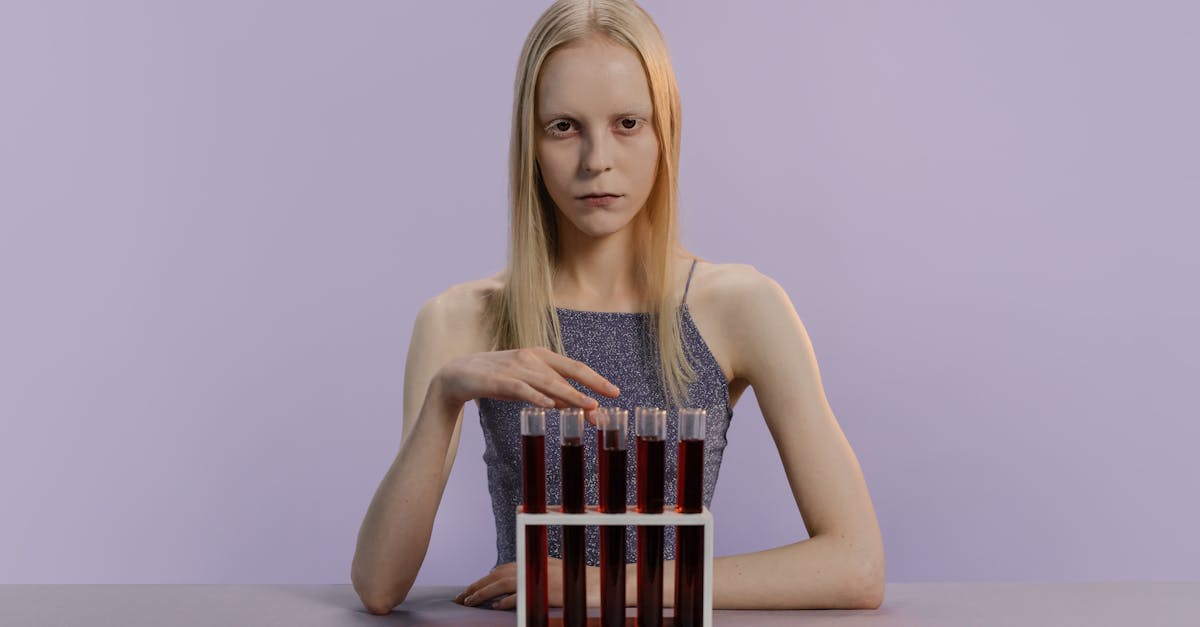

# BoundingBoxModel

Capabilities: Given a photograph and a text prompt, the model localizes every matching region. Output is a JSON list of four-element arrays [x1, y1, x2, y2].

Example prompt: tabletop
[[1, 582, 1197, 626]]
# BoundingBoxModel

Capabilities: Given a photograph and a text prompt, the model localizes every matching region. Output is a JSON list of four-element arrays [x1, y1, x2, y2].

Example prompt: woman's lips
[[579, 194, 622, 207]]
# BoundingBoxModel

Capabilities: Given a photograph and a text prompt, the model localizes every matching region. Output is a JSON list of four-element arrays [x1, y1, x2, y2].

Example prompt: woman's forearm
[[647, 535, 881, 610], [351, 375, 463, 613]]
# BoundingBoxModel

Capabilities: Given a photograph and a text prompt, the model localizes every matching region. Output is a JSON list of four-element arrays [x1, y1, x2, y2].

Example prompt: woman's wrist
[[426, 369, 464, 418]]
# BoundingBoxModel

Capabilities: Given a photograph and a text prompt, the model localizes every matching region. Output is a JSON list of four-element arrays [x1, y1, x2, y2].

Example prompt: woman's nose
[[580, 134, 614, 174]]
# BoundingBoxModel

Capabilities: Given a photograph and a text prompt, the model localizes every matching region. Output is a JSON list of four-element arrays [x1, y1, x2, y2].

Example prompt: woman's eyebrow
[[540, 109, 650, 122]]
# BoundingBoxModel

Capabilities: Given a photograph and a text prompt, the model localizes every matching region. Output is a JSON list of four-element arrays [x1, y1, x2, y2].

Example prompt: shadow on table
[[271, 584, 510, 625]]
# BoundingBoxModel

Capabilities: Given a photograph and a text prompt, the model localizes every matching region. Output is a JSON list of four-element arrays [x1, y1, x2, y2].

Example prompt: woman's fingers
[[455, 575, 487, 604], [499, 377, 557, 409], [534, 348, 621, 398], [518, 366, 601, 410], [484, 557, 564, 605], [456, 563, 514, 605], [494, 348, 620, 412], [461, 575, 517, 608]]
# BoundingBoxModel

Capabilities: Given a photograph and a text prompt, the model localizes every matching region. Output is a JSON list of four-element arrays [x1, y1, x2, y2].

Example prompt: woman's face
[[534, 36, 659, 239]]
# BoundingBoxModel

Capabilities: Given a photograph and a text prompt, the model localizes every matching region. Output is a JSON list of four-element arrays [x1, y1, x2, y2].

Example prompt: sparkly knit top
[[477, 258, 735, 567]]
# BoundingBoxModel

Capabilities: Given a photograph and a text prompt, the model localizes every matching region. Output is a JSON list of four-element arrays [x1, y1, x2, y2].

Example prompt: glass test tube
[[597, 407, 628, 627], [674, 408, 706, 627], [520, 407, 548, 627], [635, 407, 667, 627], [559, 408, 586, 627]]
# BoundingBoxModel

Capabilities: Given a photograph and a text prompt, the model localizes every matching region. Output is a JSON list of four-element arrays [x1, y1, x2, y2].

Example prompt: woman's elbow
[[351, 561, 410, 615], [357, 586, 403, 615], [850, 563, 885, 609]]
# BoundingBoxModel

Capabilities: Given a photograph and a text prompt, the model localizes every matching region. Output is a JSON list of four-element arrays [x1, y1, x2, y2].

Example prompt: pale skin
[[351, 34, 884, 615]]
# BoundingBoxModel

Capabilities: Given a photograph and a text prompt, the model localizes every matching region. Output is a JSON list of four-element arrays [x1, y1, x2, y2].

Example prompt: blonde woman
[[352, 0, 884, 615]]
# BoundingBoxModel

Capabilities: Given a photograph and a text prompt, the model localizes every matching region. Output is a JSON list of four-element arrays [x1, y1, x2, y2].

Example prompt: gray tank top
[[478, 258, 734, 567]]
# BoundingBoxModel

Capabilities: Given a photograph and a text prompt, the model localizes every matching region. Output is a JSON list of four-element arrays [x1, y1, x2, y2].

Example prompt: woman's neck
[[551, 217, 643, 308]]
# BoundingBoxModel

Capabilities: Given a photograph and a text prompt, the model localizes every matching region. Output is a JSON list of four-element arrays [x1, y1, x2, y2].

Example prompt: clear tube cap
[[520, 406, 546, 436], [635, 406, 666, 439], [679, 407, 706, 440], [559, 407, 584, 443], [598, 407, 628, 450]]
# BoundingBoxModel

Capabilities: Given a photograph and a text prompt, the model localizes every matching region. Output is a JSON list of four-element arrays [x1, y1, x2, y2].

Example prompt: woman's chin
[[562, 212, 637, 238], [578, 223, 632, 239]]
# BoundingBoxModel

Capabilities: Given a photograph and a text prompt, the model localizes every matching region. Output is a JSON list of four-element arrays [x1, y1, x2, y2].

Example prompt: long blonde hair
[[483, 0, 698, 411]]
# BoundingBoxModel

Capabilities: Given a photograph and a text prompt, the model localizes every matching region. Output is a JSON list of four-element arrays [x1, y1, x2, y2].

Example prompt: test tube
[[635, 407, 666, 627], [559, 407, 586, 627], [520, 407, 548, 627], [674, 407, 706, 627], [597, 407, 628, 627]]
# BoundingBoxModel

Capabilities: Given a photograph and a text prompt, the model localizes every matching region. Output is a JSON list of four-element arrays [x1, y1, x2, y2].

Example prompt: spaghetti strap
[[682, 258, 698, 305]]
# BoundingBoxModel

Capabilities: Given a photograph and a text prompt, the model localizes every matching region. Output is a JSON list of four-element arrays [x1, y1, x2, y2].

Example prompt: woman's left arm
[[690, 265, 885, 610]]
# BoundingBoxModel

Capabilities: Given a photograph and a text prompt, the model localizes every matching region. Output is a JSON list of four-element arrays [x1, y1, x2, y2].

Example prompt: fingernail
[[491, 601, 500, 609], [464, 595, 475, 605]]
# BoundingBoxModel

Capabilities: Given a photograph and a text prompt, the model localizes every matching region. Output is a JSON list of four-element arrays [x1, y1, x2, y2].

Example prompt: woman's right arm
[[350, 292, 472, 614], [350, 287, 621, 614]]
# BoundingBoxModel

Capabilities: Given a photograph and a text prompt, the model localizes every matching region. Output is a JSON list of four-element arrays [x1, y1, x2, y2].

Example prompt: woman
[[351, 0, 884, 615]]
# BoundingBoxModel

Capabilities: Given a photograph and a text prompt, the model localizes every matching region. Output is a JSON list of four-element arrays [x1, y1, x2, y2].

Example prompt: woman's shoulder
[[429, 271, 503, 310], [689, 259, 774, 306], [684, 259, 774, 383], [422, 271, 505, 352]]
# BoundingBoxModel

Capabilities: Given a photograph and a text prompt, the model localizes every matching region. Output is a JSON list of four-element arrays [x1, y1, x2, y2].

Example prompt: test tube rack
[[515, 504, 714, 627]]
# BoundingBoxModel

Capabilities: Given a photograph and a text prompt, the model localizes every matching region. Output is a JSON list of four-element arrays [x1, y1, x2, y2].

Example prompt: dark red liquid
[[521, 434, 547, 627], [676, 438, 704, 513], [560, 439, 585, 627], [598, 432, 627, 514], [561, 438, 584, 513], [598, 431, 626, 627], [637, 436, 665, 513], [637, 436, 665, 627], [674, 438, 704, 627], [674, 526, 703, 627]]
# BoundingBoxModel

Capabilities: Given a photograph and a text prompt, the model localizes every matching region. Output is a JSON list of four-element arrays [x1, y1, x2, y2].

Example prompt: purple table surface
[[1, 582, 1197, 626]]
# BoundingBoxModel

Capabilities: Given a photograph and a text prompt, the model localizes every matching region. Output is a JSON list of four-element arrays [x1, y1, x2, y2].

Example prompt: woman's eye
[[546, 118, 643, 136]]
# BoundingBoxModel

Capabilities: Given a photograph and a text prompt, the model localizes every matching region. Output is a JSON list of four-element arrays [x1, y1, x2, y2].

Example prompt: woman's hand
[[456, 558, 605, 610], [435, 347, 620, 425]]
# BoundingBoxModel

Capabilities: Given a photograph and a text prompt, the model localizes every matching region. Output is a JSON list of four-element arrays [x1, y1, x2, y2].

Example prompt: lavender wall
[[1, 1, 1196, 585]]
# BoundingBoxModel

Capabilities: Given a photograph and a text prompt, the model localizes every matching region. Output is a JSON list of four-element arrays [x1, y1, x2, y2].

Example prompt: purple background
[[1, 1, 1197, 585]]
